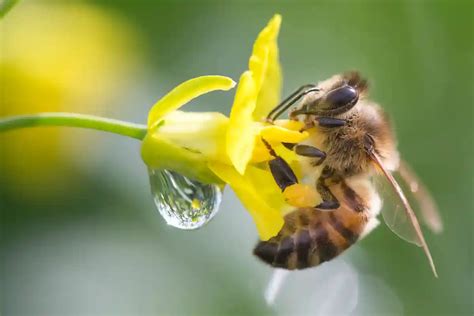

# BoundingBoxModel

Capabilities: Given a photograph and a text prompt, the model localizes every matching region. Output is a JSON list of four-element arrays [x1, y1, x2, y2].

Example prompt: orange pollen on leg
[[283, 184, 319, 208]]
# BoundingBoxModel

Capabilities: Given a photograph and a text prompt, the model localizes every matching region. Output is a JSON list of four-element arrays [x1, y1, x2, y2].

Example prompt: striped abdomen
[[254, 182, 370, 269]]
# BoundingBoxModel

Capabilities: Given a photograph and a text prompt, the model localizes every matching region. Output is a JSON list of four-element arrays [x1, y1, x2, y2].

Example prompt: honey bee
[[254, 72, 442, 276]]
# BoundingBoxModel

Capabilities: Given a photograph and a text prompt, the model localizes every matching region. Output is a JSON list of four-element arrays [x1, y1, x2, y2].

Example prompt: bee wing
[[368, 150, 438, 277], [374, 161, 443, 240], [397, 160, 443, 234]]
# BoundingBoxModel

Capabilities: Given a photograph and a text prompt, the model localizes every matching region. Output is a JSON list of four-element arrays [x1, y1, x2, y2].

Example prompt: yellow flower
[[142, 76, 236, 184], [141, 14, 309, 240], [210, 14, 312, 239]]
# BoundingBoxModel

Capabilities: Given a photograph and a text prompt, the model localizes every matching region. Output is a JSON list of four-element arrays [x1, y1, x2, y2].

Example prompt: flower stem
[[0, 112, 148, 140], [0, 0, 20, 18]]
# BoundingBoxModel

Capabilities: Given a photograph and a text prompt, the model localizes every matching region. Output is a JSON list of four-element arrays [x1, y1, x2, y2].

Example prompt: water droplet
[[148, 169, 222, 229]]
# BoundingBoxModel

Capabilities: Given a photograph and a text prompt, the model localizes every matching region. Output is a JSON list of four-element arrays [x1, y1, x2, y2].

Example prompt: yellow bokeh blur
[[0, 1, 143, 200]]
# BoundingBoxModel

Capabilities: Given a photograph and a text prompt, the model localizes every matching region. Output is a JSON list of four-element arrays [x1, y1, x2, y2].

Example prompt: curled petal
[[208, 162, 285, 240], [148, 75, 236, 130], [250, 120, 308, 165], [273, 119, 305, 131], [260, 125, 308, 144]]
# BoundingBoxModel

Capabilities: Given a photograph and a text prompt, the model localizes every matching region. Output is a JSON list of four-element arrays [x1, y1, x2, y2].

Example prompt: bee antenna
[[267, 85, 319, 121]]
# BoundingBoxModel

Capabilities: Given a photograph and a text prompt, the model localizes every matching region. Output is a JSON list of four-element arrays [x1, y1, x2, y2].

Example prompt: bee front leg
[[315, 166, 341, 210], [315, 117, 347, 128]]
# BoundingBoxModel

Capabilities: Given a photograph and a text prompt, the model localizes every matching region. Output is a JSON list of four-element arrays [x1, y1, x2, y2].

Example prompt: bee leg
[[269, 156, 298, 191], [294, 144, 327, 166], [262, 138, 298, 191], [315, 117, 347, 128], [282, 143, 327, 166], [315, 166, 341, 210], [340, 180, 366, 212], [267, 84, 319, 122]]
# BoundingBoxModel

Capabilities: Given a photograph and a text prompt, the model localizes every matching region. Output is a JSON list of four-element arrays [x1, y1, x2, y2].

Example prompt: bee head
[[315, 84, 359, 115], [291, 72, 367, 117]]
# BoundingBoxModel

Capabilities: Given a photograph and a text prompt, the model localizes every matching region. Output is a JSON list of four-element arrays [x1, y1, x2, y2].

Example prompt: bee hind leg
[[315, 117, 347, 128], [315, 166, 341, 210]]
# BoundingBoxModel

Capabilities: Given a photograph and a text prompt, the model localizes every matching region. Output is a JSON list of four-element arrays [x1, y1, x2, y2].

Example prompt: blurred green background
[[1, 0, 472, 315]]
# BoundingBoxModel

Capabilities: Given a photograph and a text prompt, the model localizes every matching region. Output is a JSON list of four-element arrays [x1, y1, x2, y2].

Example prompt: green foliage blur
[[1, 0, 472, 315]]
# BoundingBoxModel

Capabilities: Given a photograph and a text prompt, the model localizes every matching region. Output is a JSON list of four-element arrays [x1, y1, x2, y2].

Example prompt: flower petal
[[273, 119, 305, 131], [157, 111, 229, 161], [147, 75, 236, 130], [226, 71, 258, 174], [260, 125, 308, 143], [142, 132, 223, 185], [226, 15, 283, 174], [208, 162, 285, 240], [251, 14, 282, 121], [250, 137, 274, 163], [248, 119, 308, 163]]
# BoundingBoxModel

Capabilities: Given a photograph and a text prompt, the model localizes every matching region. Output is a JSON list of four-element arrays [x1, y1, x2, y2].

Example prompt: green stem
[[0, 112, 148, 140], [0, 0, 20, 18]]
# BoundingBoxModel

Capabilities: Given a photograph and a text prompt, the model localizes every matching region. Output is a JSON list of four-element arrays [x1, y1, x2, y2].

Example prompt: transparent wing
[[373, 160, 443, 242], [374, 173, 422, 246], [397, 160, 443, 234], [369, 150, 438, 277]]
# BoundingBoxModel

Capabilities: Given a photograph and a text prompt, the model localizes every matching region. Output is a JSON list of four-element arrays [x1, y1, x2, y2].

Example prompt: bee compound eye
[[324, 85, 358, 110]]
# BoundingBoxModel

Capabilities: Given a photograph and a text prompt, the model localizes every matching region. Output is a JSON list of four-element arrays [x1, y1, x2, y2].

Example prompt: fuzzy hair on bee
[[296, 72, 399, 177]]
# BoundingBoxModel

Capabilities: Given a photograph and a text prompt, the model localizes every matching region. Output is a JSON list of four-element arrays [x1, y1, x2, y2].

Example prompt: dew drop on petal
[[148, 169, 222, 229]]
